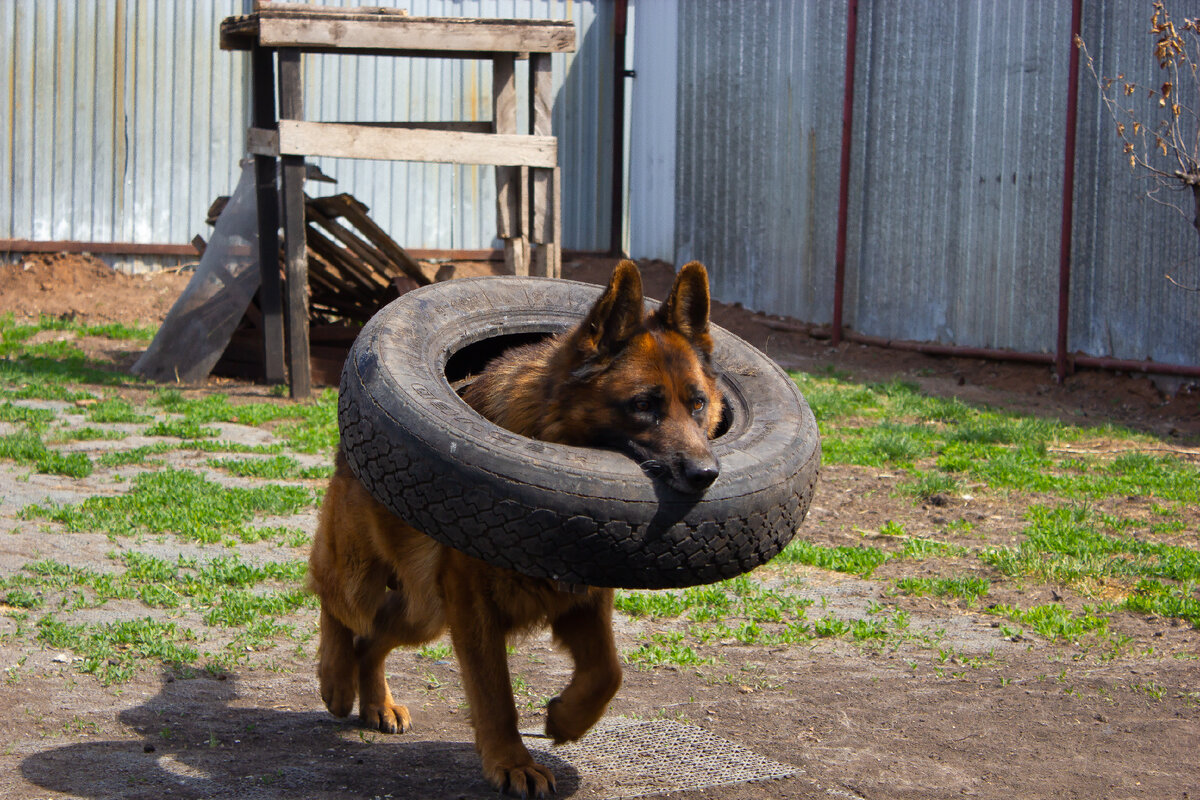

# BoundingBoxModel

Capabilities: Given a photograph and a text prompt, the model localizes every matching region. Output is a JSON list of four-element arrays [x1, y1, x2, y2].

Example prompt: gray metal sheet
[[674, 0, 846, 324], [1071, 1, 1200, 364], [1, 0, 612, 270]]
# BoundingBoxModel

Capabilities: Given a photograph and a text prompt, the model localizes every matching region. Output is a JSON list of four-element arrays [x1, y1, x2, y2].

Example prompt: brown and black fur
[[307, 260, 724, 798]]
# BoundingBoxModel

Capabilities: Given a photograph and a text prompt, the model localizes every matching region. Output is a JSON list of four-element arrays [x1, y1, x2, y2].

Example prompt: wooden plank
[[322, 194, 431, 286], [250, 45, 286, 385], [306, 226, 389, 295], [528, 53, 554, 245], [322, 120, 493, 133], [255, 16, 575, 54], [305, 244, 380, 308], [252, 2, 410, 16], [306, 203, 398, 286], [247, 126, 278, 156], [277, 49, 311, 399], [551, 165, 562, 278], [274, 120, 556, 167], [493, 54, 520, 238]]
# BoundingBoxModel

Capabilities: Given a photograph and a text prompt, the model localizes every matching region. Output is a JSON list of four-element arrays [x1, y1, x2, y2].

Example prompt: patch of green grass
[[790, 373, 883, 420], [901, 537, 969, 559], [774, 540, 891, 577], [78, 321, 157, 341], [624, 632, 713, 668], [3, 588, 44, 610], [813, 615, 850, 637], [85, 397, 152, 424], [894, 576, 990, 604], [207, 455, 331, 481], [0, 429, 93, 477], [36, 615, 199, 685], [986, 602, 1111, 644], [616, 577, 808, 625], [52, 426, 127, 443], [899, 470, 960, 501], [821, 423, 934, 467], [0, 316, 138, 399], [145, 419, 220, 439], [95, 443, 173, 468], [417, 642, 452, 661], [0, 402, 57, 430], [1123, 579, 1200, 628], [22, 468, 316, 542], [981, 505, 1200, 587], [149, 388, 340, 455]]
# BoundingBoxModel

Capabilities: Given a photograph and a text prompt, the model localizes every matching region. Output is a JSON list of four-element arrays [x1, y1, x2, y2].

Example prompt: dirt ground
[[0, 253, 1198, 800]]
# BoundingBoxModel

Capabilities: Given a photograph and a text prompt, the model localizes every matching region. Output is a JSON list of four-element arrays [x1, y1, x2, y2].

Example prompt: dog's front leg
[[545, 589, 622, 743], [443, 569, 555, 798]]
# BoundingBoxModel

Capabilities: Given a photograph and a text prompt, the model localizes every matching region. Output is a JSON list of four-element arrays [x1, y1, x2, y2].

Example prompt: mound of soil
[[0, 253, 190, 327]]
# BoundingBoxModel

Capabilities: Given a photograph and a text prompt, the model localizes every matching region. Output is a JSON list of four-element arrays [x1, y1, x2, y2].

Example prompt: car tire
[[338, 275, 820, 590]]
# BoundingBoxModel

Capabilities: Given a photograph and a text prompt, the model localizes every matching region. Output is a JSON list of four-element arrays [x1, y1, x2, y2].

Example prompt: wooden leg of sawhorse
[[278, 49, 311, 399], [250, 45, 285, 384]]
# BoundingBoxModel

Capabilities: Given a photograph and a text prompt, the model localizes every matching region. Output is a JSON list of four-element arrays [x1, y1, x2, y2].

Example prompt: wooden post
[[277, 48, 311, 399], [528, 52, 557, 277], [493, 54, 527, 275], [250, 45, 286, 384]]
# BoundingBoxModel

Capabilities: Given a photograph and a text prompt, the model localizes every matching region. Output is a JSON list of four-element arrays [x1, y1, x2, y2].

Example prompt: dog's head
[[557, 260, 724, 495]]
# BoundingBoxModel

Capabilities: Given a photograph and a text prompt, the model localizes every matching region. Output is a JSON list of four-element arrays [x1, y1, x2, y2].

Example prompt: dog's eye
[[691, 397, 707, 412], [632, 398, 653, 413]]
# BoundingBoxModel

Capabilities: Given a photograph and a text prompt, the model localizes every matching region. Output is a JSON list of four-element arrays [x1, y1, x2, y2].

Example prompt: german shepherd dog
[[308, 260, 724, 797]]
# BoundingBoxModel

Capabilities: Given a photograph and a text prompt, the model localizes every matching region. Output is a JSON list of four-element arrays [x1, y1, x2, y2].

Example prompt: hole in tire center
[[444, 332, 735, 441], [445, 332, 552, 390]]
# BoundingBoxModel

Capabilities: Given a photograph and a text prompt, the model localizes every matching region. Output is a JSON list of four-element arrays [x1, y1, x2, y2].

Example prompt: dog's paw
[[485, 759, 556, 799], [320, 680, 357, 718], [360, 702, 412, 734], [545, 696, 595, 744]]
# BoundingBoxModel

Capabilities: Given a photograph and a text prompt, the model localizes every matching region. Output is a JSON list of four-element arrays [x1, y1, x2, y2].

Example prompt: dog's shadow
[[20, 671, 580, 799]]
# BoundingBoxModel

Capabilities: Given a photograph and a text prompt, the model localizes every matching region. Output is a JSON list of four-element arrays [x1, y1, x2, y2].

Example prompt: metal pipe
[[0, 239, 199, 257], [1056, 0, 1084, 382], [610, 0, 630, 257], [841, 329, 1200, 379], [832, 0, 859, 346]]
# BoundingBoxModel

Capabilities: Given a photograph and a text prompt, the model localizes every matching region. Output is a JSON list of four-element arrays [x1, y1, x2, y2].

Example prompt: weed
[[0, 429, 93, 477], [774, 540, 891, 577], [1123, 579, 1200, 628], [894, 576, 990, 604], [813, 615, 850, 637], [36, 615, 199, 685], [981, 505, 1200, 588], [207, 455, 332, 481], [417, 643, 452, 661], [85, 398, 152, 424], [22, 468, 316, 542], [987, 602, 1111, 644]]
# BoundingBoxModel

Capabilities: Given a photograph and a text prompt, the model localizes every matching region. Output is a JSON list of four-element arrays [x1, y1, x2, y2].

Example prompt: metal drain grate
[[524, 718, 798, 798]]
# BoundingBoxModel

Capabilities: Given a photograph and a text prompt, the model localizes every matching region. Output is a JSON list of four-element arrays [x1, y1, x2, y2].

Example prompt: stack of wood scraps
[[304, 192, 429, 323], [213, 191, 429, 385]]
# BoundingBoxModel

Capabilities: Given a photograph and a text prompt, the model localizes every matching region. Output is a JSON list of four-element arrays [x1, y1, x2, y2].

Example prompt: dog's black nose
[[682, 461, 719, 491]]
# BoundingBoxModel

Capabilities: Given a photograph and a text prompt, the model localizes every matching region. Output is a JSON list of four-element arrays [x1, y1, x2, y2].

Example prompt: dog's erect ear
[[657, 261, 713, 355], [576, 259, 645, 361]]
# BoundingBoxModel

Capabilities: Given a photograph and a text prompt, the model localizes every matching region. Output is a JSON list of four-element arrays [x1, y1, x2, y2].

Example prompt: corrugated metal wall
[[847, 1, 1070, 352], [668, 0, 1200, 366], [301, 0, 614, 252], [674, 1, 846, 324], [1, 1, 246, 256], [1, 0, 613, 267], [1072, 1, 1200, 365]]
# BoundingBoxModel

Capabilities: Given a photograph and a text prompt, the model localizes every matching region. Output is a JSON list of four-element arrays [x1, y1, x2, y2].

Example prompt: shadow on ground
[[20, 671, 579, 800]]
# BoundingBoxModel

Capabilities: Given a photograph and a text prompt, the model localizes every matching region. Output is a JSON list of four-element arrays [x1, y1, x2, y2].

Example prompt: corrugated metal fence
[[1, 0, 614, 267], [670, 0, 1200, 368]]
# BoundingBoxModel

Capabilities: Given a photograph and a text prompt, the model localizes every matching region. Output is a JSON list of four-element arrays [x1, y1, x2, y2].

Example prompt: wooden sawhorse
[[221, 4, 575, 398]]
